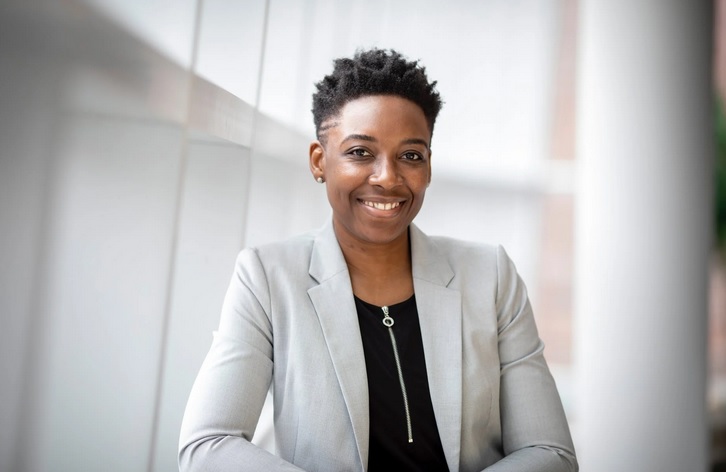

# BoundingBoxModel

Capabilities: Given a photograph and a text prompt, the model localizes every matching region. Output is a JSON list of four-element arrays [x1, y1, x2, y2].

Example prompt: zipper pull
[[381, 306, 394, 327]]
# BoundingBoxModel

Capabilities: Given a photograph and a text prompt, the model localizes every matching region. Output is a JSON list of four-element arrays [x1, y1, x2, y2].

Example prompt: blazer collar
[[308, 218, 348, 284], [307, 219, 369, 469], [410, 223, 463, 472], [308, 219, 463, 472], [409, 222, 455, 286], [308, 219, 456, 285]]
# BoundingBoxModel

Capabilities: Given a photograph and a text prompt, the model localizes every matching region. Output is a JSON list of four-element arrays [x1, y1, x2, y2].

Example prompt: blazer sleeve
[[178, 248, 305, 472], [483, 246, 578, 472]]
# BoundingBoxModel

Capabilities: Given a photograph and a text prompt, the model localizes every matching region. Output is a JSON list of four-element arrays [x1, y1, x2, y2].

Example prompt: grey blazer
[[179, 220, 578, 471]]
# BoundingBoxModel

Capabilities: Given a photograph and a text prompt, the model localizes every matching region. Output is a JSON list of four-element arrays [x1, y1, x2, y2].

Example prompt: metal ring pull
[[381, 306, 395, 327]]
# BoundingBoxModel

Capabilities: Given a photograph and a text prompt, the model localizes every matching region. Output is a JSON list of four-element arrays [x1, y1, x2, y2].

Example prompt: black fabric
[[354, 295, 449, 472]]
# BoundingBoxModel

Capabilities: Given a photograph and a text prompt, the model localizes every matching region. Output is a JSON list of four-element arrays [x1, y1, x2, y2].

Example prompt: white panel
[[195, 0, 267, 105], [1, 2, 197, 471], [82, 0, 198, 67], [152, 142, 251, 472], [257, 0, 312, 132], [29, 115, 184, 472], [0, 48, 61, 472], [244, 155, 329, 248], [287, 168, 331, 237]]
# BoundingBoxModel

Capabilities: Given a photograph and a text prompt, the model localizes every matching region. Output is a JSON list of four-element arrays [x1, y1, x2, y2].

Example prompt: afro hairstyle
[[311, 48, 443, 142]]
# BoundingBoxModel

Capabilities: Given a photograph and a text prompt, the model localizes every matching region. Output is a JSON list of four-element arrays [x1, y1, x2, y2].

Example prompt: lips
[[361, 200, 402, 211]]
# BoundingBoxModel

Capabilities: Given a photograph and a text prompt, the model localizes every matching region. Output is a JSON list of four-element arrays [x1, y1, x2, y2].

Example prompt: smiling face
[[309, 95, 432, 247]]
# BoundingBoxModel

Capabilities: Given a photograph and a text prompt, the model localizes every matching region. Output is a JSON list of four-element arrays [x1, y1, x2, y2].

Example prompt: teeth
[[364, 201, 401, 210]]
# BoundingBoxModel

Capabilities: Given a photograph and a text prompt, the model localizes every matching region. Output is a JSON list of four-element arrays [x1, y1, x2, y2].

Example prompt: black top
[[354, 295, 450, 472]]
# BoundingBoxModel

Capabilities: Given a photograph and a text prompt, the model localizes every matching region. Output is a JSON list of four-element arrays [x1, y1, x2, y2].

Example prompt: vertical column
[[574, 2, 713, 471]]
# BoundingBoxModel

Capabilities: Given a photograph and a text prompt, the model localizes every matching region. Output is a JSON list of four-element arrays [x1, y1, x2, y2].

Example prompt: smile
[[361, 200, 402, 211]]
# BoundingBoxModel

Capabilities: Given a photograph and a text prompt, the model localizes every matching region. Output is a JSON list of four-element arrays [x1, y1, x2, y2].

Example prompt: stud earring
[[316, 177, 324, 184]]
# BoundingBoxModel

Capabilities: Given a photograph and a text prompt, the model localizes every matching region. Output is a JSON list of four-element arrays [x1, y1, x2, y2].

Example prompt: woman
[[179, 48, 577, 471]]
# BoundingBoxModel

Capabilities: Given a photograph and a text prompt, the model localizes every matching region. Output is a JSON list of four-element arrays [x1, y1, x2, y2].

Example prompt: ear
[[309, 140, 325, 181]]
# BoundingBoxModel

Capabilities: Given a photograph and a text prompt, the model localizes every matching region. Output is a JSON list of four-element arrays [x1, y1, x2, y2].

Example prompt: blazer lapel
[[410, 224, 463, 472], [307, 220, 369, 470]]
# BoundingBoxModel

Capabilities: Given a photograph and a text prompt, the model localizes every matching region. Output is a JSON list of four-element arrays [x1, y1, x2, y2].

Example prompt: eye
[[348, 148, 373, 158], [402, 151, 423, 161]]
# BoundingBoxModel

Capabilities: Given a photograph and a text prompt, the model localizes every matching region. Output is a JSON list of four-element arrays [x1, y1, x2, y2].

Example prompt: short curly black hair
[[312, 48, 443, 142]]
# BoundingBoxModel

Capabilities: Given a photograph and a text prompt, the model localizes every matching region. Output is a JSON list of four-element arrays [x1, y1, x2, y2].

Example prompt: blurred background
[[0, 0, 722, 470]]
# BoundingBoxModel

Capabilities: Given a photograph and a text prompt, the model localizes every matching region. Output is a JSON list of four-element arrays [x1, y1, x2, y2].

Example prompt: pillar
[[574, 1, 713, 471]]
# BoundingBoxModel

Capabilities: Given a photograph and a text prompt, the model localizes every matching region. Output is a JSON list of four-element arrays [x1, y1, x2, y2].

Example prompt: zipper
[[381, 305, 413, 443]]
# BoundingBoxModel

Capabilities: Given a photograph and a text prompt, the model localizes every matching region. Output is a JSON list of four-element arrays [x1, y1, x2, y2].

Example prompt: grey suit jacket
[[179, 220, 578, 471]]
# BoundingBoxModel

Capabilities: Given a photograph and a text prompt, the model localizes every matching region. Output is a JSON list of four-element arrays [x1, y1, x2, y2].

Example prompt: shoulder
[[422, 231, 511, 271], [428, 233, 499, 259], [413, 227, 520, 290], [245, 229, 317, 262], [232, 229, 318, 285]]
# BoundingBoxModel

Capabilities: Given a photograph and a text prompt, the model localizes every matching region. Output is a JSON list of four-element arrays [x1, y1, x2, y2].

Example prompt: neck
[[333, 221, 414, 306]]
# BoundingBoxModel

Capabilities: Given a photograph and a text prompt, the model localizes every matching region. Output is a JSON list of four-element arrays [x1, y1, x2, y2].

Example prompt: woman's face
[[309, 94, 432, 247]]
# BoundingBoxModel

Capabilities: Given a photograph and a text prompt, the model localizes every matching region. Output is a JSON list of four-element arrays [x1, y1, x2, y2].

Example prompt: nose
[[369, 156, 401, 189]]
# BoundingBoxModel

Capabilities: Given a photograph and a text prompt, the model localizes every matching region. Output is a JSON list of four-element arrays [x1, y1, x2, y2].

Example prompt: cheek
[[325, 179, 355, 208], [328, 167, 366, 199], [413, 189, 427, 208], [409, 172, 431, 195], [412, 181, 430, 210]]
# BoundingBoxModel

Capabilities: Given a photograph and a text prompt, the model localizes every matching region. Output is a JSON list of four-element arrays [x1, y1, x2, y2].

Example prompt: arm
[[178, 249, 305, 472], [484, 246, 578, 471]]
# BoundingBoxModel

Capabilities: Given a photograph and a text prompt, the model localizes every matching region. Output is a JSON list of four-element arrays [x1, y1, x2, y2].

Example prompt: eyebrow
[[401, 138, 430, 148], [342, 133, 377, 143], [341, 134, 430, 148]]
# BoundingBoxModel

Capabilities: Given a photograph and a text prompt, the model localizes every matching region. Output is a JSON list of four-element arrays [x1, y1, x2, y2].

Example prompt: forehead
[[326, 95, 431, 143]]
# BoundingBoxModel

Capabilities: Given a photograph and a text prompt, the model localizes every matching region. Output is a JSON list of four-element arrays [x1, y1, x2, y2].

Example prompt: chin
[[358, 224, 409, 245]]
